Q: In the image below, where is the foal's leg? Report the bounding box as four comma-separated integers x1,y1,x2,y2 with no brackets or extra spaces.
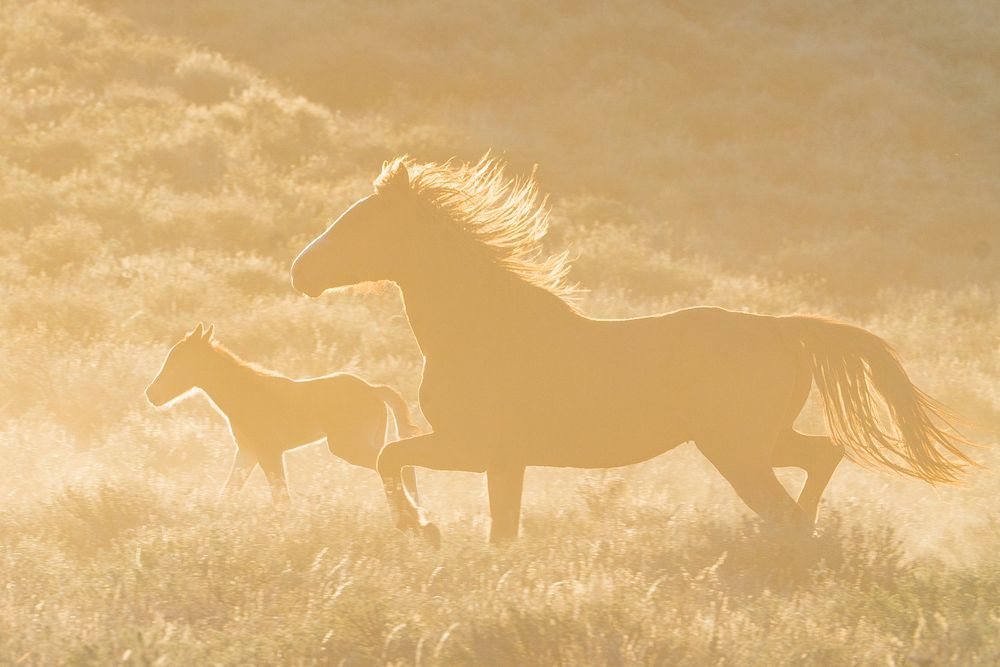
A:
698,440,811,533
771,430,844,523
221,448,257,498
257,451,291,505
370,420,423,505
376,433,487,539
487,462,526,544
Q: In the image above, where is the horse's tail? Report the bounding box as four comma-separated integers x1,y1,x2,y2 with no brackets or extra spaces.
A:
374,385,421,439
779,315,978,484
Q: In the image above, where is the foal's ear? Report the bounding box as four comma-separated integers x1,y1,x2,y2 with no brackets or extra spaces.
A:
375,158,410,196
189,322,204,339
203,324,215,341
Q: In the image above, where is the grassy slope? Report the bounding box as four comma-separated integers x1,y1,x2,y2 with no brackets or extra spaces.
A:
96,0,1000,292
0,1,998,664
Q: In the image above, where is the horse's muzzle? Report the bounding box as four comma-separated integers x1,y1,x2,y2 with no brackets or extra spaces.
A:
290,268,324,298
145,386,166,407
289,253,324,297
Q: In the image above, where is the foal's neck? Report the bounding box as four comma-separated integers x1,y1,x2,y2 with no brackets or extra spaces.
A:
196,346,262,417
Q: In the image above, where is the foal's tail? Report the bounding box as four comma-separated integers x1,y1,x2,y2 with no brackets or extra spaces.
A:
374,385,421,439
780,316,978,484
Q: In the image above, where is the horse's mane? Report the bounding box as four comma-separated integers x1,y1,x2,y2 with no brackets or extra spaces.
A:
374,154,579,302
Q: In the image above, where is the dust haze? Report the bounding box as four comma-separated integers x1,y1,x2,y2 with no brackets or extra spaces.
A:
1,1,998,665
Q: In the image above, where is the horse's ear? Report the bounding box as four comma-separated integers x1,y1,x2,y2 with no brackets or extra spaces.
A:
189,322,204,339
376,159,410,196
203,324,214,341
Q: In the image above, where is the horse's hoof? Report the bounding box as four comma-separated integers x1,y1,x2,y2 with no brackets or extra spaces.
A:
420,522,441,549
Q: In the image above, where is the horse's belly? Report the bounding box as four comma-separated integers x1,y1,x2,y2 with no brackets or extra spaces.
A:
519,403,688,467
524,432,687,468
419,345,693,467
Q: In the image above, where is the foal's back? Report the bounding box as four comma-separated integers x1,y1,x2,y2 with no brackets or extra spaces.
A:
236,372,388,460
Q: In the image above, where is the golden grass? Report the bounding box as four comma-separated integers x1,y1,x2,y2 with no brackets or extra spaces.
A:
1,1,998,663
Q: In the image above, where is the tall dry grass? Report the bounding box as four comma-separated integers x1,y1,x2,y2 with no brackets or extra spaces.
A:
1,1,998,664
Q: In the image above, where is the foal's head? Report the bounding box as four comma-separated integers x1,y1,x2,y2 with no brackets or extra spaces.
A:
290,160,419,297
145,323,216,407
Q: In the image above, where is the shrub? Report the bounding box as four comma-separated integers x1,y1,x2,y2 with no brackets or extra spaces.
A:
173,51,252,105
21,216,104,275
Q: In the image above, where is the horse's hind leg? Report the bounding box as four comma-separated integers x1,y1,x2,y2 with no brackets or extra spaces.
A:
698,440,811,533
772,430,843,523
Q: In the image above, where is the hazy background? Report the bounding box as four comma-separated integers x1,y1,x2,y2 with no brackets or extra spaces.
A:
1,1,998,664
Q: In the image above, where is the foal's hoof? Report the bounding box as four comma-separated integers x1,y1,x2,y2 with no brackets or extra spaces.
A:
420,522,441,549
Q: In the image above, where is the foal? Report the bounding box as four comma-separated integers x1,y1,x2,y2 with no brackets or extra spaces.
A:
145,323,420,503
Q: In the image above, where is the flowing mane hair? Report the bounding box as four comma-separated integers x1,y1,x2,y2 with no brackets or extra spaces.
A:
208,340,283,378
374,154,579,302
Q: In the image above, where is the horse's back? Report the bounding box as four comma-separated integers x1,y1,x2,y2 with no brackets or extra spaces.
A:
516,307,805,465
416,303,807,466
589,307,803,422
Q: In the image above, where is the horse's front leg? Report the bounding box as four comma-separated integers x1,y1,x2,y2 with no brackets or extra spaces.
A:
487,461,526,544
375,432,487,543
220,447,257,499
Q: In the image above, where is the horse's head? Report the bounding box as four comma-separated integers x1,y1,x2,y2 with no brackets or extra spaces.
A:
291,160,416,297
145,322,215,407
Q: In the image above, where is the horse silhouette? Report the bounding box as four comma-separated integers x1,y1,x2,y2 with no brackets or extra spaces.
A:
145,323,420,503
290,156,977,543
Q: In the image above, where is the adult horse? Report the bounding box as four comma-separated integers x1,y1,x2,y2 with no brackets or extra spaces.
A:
291,155,976,543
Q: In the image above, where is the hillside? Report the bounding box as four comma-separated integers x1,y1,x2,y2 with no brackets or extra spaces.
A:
1,1,999,664
95,0,1000,294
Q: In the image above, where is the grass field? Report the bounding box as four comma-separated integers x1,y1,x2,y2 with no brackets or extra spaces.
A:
1,1,998,664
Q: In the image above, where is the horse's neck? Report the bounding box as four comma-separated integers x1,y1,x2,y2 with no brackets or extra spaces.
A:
197,349,258,417
398,259,571,359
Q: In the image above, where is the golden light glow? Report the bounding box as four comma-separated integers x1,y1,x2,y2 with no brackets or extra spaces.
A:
1,1,997,663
